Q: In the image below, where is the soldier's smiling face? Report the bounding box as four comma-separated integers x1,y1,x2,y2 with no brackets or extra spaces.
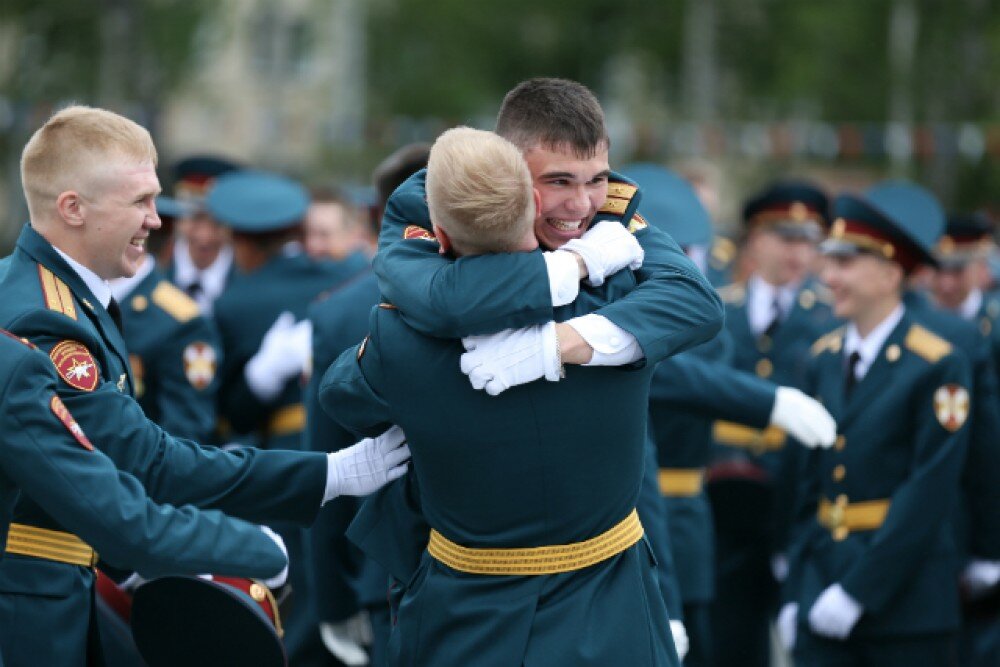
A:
523,143,610,251
822,252,902,322
80,158,162,279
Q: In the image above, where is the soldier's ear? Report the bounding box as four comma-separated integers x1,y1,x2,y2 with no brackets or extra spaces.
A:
55,191,86,228
432,223,453,256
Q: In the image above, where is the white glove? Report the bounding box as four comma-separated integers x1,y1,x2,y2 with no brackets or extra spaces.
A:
260,525,289,589
669,619,689,661
320,611,373,666
460,322,561,396
769,387,837,449
324,426,411,503
808,583,863,639
561,219,644,286
778,602,798,650
962,559,1000,599
771,552,789,582
245,312,313,401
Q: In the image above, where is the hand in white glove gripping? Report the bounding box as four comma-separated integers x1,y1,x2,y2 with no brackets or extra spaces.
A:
259,525,289,589
320,611,373,666
561,219,644,286
808,583,863,639
769,387,837,449
324,426,411,503
460,322,561,396
669,619,689,661
245,312,313,401
777,602,798,650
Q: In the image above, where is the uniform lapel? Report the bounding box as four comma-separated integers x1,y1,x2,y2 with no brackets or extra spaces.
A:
18,226,135,393
842,314,909,424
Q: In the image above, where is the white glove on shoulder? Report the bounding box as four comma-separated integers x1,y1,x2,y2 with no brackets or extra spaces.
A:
324,426,411,503
259,525,289,589
320,611,373,666
561,219,644,286
808,583,863,639
245,312,313,402
770,387,837,449
778,602,798,650
669,619,689,661
962,559,1000,599
460,322,561,396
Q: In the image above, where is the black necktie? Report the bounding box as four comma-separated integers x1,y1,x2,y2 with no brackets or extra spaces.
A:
844,351,862,396
185,280,203,300
764,296,783,338
107,297,124,334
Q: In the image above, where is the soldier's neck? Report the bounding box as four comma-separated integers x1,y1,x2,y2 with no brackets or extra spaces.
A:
853,296,902,339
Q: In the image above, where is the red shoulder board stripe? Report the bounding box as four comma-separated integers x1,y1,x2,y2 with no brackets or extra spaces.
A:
403,225,437,242
0,329,36,349
49,395,94,451
50,340,101,392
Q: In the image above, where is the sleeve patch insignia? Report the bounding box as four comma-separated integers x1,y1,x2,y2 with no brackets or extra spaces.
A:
50,340,100,392
934,384,970,432
49,395,94,451
403,225,437,242
183,342,217,390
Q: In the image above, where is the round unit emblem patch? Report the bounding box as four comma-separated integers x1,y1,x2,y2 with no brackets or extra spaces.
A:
50,340,100,392
933,384,970,432
183,342,217,390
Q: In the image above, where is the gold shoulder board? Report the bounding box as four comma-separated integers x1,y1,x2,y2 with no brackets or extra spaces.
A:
151,282,199,323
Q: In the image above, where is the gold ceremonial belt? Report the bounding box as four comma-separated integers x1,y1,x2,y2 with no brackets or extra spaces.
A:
428,509,644,576
5,523,98,567
818,497,890,541
268,403,306,437
713,421,787,453
658,468,705,497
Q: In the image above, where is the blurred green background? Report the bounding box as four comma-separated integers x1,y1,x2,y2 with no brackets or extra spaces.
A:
2,0,998,252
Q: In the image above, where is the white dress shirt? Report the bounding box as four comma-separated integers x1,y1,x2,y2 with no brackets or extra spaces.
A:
172,237,233,315
958,289,983,322
748,274,799,337
842,304,905,382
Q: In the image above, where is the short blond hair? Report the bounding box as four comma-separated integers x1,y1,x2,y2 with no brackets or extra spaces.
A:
426,127,534,255
21,105,157,221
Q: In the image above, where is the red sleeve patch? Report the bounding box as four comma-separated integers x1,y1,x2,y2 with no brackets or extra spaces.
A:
49,395,94,451
403,225,437,242
50,340,101,392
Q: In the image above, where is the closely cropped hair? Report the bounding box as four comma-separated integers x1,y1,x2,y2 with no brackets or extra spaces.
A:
426,127,534,255
21,105,157,220
495,78,609,158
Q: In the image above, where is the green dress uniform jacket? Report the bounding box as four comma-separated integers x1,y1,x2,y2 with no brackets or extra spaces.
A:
320,271,678,667
788,314,971,654
0,225,328,666
0,331,287,666
118,265,221,441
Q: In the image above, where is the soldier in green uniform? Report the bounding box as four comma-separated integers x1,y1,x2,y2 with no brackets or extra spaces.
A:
208,170,371,666
621,164,837,667
108,195,221,441
708,180,839,667
307,143,430,667
323,126,681,666
783,189,972,666
0,105,411,667
0,329,291,667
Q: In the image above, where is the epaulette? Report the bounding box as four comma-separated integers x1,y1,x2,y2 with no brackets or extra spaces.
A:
627,213,648,234
37,265,78,320
811,327,845,356
710,237,736,266
598,181,639,218
151,281,199,323
904,324,952,363
716,283,746,306
0,329,36,349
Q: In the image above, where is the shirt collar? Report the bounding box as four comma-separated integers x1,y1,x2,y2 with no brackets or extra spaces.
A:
53,247,112,308
958,289,983,322
748,274,800,334
109,255,155,302
843,304,906,377
172,237,232,297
